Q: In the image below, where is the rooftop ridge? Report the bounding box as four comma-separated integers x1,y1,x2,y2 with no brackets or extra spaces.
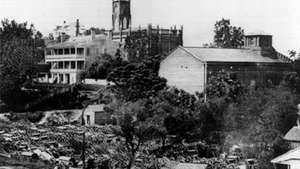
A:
178,46,205,63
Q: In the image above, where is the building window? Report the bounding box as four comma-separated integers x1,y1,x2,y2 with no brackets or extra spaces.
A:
59,74,64,83
77,61,84,70
58,62,64,69
54,49,58,55
248,37,255,46
87,115,91,125
58,49,63,55
86,48,90,56
71,61,76,69
77,48,84,55
51,62,58,69
71,48,75,54
64,48,70,55
65,74,70,84
64,61,70,69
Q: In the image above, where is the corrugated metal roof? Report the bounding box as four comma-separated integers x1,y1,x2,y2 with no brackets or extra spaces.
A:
284,126,300,142
180,46,289,63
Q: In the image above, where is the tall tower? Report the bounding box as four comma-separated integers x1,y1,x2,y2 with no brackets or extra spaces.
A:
112,0,131,32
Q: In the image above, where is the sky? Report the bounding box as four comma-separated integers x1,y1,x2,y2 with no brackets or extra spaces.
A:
0,0,299,55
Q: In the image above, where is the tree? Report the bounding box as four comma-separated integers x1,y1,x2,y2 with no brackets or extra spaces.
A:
164,109,203,143
105,29,165,101
85,54,128,80
153,88,213,144
107,42,166,101
206,70,244,101
48,33,54,40
157,88,197,111
196,99,228,145
230,26,244,48
107,62,167,101
214,18,244,48
284,50,300,93
115,101,163,169
124,30,162,62
0,19,45,108
224,86,298,169
288,50,297,60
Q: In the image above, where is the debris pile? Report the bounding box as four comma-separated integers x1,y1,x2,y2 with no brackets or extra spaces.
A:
0,119,257,169
0,121,124,169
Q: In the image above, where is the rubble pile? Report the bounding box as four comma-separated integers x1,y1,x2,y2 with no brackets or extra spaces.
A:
0,121,124,169
0,119,254,169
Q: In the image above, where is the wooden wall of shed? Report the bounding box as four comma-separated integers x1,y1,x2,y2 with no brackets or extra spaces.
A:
95,111,115,125
159,48,205,94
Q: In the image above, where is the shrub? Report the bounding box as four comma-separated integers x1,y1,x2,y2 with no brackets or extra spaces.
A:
223,86,299,168
27,111,44,123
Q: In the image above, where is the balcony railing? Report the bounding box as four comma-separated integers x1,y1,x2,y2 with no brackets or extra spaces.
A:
45,54,85,60
50,69,84,73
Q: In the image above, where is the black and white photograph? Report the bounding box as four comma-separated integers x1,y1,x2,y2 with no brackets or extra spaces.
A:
0,0,300,169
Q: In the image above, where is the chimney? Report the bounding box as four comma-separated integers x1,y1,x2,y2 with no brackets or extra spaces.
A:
76,19,80,37
244,33,276,58
91,30,96,40
244,33,273,50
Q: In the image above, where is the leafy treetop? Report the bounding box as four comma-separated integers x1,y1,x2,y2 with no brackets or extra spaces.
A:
0,19,44,109
214,18,244,48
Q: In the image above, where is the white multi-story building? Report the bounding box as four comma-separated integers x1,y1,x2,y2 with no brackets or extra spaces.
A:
44,33,119,84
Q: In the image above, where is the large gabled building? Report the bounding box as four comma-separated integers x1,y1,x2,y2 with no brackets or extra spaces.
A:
159,33,292,94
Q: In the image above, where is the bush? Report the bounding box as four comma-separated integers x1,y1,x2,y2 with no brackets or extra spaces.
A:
27,111,44,123
5,111,44,123
207,70,244,102
223,86,299,168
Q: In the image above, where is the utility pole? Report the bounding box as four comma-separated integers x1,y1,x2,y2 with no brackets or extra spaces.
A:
82,131,86,169
204,62,208,103
81,104,87,169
